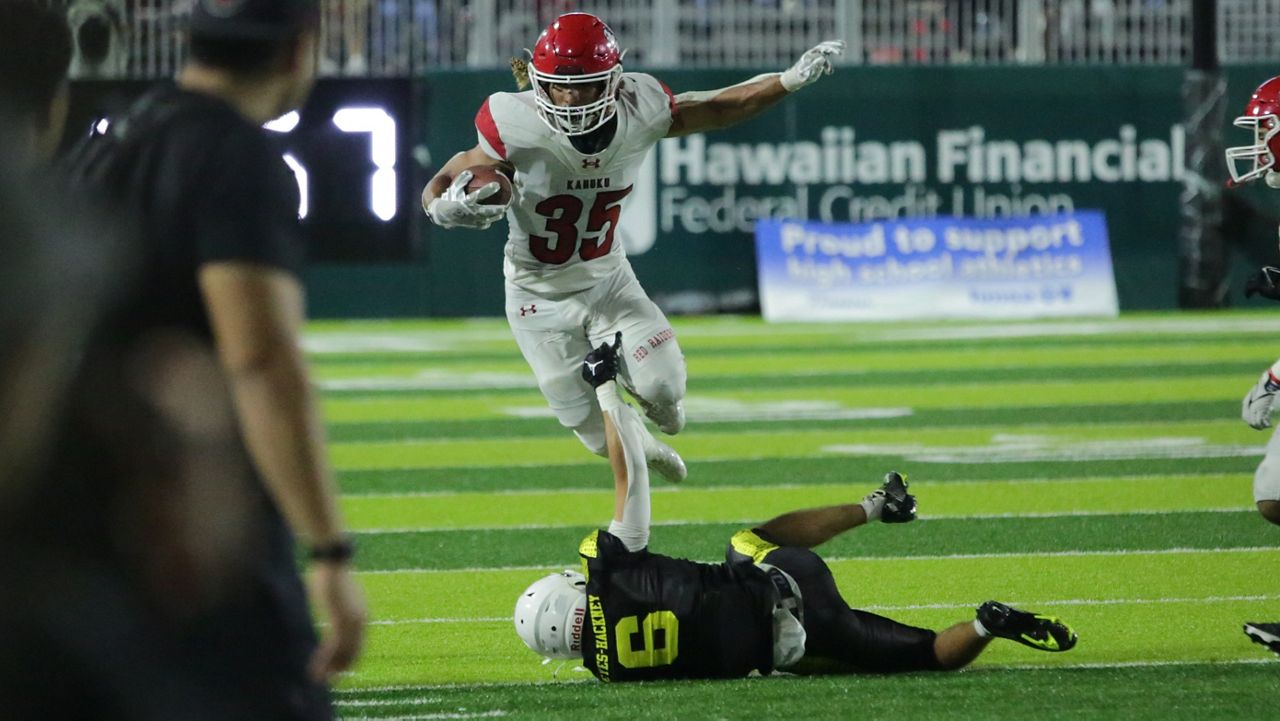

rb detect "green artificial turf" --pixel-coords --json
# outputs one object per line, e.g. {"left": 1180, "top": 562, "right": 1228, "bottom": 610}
{"left": 292, "top": 313, "right": 1280, "bottom": 717}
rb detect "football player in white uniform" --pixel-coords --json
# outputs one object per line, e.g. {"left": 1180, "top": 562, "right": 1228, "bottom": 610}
{"left": 421, "top": 12, "right": 843, "bottom": 482}
{"left": 1228, "top": 75, "right": 1280, "bottom": 657}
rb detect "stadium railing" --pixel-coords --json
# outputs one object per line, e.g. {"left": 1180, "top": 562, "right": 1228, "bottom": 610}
{"left": 51, "top": 0, "right": 1280, "bottom": 79}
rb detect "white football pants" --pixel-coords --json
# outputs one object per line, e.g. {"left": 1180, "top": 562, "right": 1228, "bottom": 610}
{"left": 1253, "top": 426, "right": 1280, "bottom": 503}
{"left": 505, "top": 262, "right": 687, "bottom": 455}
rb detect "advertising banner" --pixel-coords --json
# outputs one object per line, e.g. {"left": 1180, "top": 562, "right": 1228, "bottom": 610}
{"left": 756, "top": 212, "right": 1119, "bottom": 321}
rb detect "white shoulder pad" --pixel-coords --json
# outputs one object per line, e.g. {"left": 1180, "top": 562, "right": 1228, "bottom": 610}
{"left": 619, "top": 72, "right": 677, "bottom": 137}
{"left": 475, "top": 91, "right": 547, "bottom": 162}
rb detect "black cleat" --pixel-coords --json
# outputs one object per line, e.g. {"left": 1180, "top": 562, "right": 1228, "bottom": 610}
{"left": 977, "top": 600, "right": 1077, "bottom": 652}
{"left": 1244, "top": 622, "right": 1280, "bottom": 656}
{"left": 880, "top": 471, "right": 917, "bottom": 524}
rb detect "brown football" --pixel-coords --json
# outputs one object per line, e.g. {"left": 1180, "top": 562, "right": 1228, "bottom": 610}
{"left": 464, "top": 165, "right": 513, "bottom": 206}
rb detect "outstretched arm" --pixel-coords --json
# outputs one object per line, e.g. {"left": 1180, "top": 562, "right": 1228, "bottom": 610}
{"left": 200, "top": 263, "right": 367, "bottom": 680}
{"left": 666, "top": 40, "right": 844, "bottom": 137}
{"left": 756, "top": 503, "right": 869, "bottom": 549}
{"left": 757, "top": 472, "right": 916, "bottom": 548}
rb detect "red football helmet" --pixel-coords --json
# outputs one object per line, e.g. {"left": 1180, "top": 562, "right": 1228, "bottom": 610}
{"left": 1226, "top": 76, "right": 1280, "bottom": 187}
{"left": 528, "top": 13, "right": 624, "bottom": 136}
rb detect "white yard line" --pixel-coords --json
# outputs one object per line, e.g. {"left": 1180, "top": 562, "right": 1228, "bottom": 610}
{"left": 347, "top": 507, "right": 1252, "bottom": 535}
{"left": 340, "top": 711, "right": 507, "bottom": 721}
{"left": 366, "top": 617, "right": 509, "bottom": 625}
{"left": 1001, "top": 657, "right": 1276, "bottom": 670}
{"left": 859, "top": 593, "right": 1280, "bottom": 613}
{"left": 866, "top": 317, "right": 1280, "bottom": 342}
{"left": 340, "top": 472, "right": 1252, "bottom": 500}
{"left": 338, "top": 697, "right": 443, "bottom": 707}
{"left": 306, "top": 315, "right": 1280, "bottom": 350}
{"left": 358, "top": 594, "right": 1280, "bottom": 628}
{"left": 356, "top": 545, "right": 1280, "bottom": 576}
{"left": 331, "top": 658, "right": 1275, "bottom": 698}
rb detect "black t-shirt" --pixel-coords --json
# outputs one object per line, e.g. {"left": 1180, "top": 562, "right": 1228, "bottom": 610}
{"left": 72, "top": 84, "right": 304, "bottom": 338}
{"left": 578, "top": 529, "right": 776, "bottom": 682}
{"left": 14, "top": 86, "right": 304, "bottom": 570}
{"left": 0, "top": 86, "right": 326, "bottom": 721}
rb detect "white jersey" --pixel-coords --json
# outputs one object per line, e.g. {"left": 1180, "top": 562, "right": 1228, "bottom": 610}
{"left": 475, "top": 73, "right": 676, "bottom": 294}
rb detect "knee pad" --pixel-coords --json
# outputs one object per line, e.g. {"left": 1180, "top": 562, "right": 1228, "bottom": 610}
{"left": 627, "top": 376, "right": 687, "bottom": 435}
{"left": 643, "top": 378, "right": 685, "bottom": 407}
{"left": 625, "top": 374, "right": 683, "bottom": 405}
{"left": 1253, "top": 451, "right": 1280, "bottom": 506}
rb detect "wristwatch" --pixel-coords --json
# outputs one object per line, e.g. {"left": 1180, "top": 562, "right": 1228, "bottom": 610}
{"left": 310, "top": 537, "right": 356, "bottom": 563}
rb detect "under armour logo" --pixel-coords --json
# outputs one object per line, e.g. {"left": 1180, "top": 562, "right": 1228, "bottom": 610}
{"left": 582, "top": 158, "right": 601, "bottom": 169}
{"left": 584, "top": 360, "right": 603, "bottom": 374}
{"left": 519, "top": 304, "right": 537, "bottom": 317}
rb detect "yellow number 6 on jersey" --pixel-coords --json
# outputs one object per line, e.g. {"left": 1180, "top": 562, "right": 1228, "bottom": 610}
{"left": 615, "top": 611, "right": 680, "bottom": 668}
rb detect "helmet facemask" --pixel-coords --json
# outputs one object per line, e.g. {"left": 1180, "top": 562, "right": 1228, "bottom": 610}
{"left": 530, "top": 63, "right": 624, "bottom": 137}
{"left": 1226, "top": 114, "right": 1280, "bottom": 186}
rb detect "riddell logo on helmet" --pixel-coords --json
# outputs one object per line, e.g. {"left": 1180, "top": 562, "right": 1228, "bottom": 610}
{"left": 568, "top": 606, "right": 586, "bottom": 651}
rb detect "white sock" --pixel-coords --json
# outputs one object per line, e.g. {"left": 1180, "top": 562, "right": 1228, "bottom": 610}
{"left": 973, "top": 618, "right": 992, "bottom": 639}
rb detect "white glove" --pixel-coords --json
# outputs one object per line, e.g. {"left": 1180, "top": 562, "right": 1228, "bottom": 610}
{"left": 425, "top": 170, "right": 508, "bottom": 230}
{"left": 780, "top": 40, "right": 845, "bottom": 92}
{"left": 1243, "top": 368, "right": 1280, "bottom": 429}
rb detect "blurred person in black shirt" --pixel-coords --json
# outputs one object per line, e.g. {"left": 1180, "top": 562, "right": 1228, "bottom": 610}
{"left": 0, "top": 0, "right": 76, "bottom": 467}
{"left": 513, "top": 336, "right": 1079, "bottom": 681}
{"left": 34, "top": 0, "right": 364, "bottom": 717}
{"left": 0, "top": 3, "right": 227, "bottom": 718}
{"left": 0, "top": 0, "right": 73, "bottom": 170}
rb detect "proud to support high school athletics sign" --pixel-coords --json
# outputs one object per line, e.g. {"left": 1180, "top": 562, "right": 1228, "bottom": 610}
{"left": 754, "top": 212, "right": 1118, "bottom": 322}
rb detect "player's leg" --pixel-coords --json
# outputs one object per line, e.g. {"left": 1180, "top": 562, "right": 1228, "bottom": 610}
{"left": 505, "top": 288, "right": 604, "bottom": 456}
{"left": 753, "top": 546, "right": 1075, "bottom": 673}
{"left": 905, "top": 601, "right": 1081, "bottom": 669}
{"left": 1254, "top": 428, "right": 1280, "bottom": 525}
{"left": 504, "top": 286, "right": 686, "bottom": 481}
{"left": 930, "top": 622, "right": 991, "bottom": 669}
{"left": 1243, "top": 431, "right": 1280, "bottom": 656}
{"left": 973, "top": 600, "right": 1078, "bottom": 653}
{"left": 1243, "top": 622, "right": 1280, "bottom": 656}
{"left": 749, "top": 472, "right": 916, "bottom": 549}
{"left": 752, "top": 545, "right": 946, "bottom": 673}
{"left": 591, "top": 265, "right": 687, "bottom": 435}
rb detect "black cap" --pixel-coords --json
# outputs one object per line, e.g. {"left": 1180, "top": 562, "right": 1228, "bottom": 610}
{"left": 189, "top": 0, "right": 318, "bottom": 40}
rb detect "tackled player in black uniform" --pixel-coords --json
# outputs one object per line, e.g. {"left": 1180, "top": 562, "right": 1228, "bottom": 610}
{"left": 515, "top": 335, "right": 1079, "bottom": 680}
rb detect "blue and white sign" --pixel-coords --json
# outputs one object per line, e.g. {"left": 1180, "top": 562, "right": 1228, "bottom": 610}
{"left": 755, "top": 212, "right": 1119, "bottom": 322}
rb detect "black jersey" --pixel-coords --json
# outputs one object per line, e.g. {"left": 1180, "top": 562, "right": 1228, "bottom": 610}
{"left": 578, "top": 529, "right": 777, "bottom": 682}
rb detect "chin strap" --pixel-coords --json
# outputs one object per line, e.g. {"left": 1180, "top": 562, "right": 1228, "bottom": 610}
{"left": 545, "top": 658, "right": 588, "bottom": 679}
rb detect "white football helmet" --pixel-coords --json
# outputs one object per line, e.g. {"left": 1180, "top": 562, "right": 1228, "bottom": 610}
{"left": 514, "top": 570, "right": 588, "bottom": 660}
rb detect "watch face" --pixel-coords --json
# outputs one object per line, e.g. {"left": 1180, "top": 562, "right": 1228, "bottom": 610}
{"left": 68, "top": 78, "right": 417, "bottom": 263}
